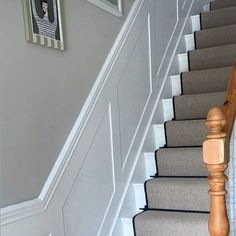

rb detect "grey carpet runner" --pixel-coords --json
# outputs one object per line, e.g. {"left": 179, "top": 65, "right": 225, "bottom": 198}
{"left": 133, "top": 1, "right": 236, "bottom": 235}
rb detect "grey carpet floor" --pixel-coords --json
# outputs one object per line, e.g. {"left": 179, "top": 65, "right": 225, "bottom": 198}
{"left": 133, "top": 1, "right": 235, "bottom": 235}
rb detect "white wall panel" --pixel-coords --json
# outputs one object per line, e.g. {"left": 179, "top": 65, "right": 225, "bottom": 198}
{"left": 155, "top": 0, "right": 178, "bottom": 75}
{"left": 63, "top": 105, "right": 115, "bottom": 236}
{"left": 118, "top": 15, "right": 152, "bottom": 169}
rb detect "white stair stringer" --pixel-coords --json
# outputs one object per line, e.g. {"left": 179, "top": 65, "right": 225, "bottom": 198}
{"left": 120, "top": 124, "right": 166, "bottom": 236}
{"left": 117, "top": 5, "right": 206, "bottom": 236}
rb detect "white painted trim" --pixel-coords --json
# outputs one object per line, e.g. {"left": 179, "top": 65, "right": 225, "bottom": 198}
{"left": 191, "top": 15, "right": 200, "bottom": 33}
{"left": 121, "top": 218, "right": 134, "bottom": 236}
{"left": 162, "top": 98, "right": 174, "bottom": 122}
{"left": 86, "top": 0, "right": 123, "bottom": 17}
{"left": 144, "top": 152, "right": 156, "bottom": 178}
{"left": 153, "top": 124, "right": 166, "bottom": 148}
{"left": 184, "top": 34, "right": 195, "bottom": 51}
{"left": 203, "top": 4, "right": 210, "bottom": 12}
{"left": 0, "top": 199, "right": 43, "bottom": 226}
{"left": 178, "top": 53, "right": 188, "bottom": 72}
{"left": 133, "top": 184, "right": 146, "bottom": 210}
{"left": 0, "top": 0, "right": 144, "bottom": 226}
{"left": 170, "top": 75, "right": 181, "bottom": 96}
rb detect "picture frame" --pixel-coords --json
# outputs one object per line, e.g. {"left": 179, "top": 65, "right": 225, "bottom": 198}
{"left": 22, "top": 0, "right": 64, "bottom": 50}
{"left": 86, "top": 0, "right": 123, "bottom": 17}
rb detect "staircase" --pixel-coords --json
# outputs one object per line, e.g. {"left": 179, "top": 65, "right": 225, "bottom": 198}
{"left": 133, "top": 1, "right": 236, "bottom": 235}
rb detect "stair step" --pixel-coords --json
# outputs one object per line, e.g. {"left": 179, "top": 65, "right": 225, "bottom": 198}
{"left": 165, "top": 119, "right": 207, "bottom": 147}
{"left": 146, "top": 178, "right": 209, "bottom": 211}
{"left": 195, "top": 24, "right": 236, "bottom": 49}
{"left": 134, "top": 210, "right": 209, "bottom": 236}
{"left": 201, "top": 5, "right": 236, "bottom": 30}
{"left": 189, "top": 43, "right": 236, "bottom": 71}
{"left": 174, "top": 91, "right": 225, "bottom": 120}
{"left": 211, "top": 0, "right": 236, "bottom": 11}
{"left": 156, "top": 147, "right": 208, "bottom": 176}
{"left": 182, "top": 66, "right": 232, "bottom": 94}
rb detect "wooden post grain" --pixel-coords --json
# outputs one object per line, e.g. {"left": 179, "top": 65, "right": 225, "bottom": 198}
{"left": 203, "top": 107, "right": 230, "bottom": 236}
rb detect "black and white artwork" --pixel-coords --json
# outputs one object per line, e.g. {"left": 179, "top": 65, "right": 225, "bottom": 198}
{"left": 31, "top": 0, "right": 60, "bottom": 40}
{"left": 23, "top": 0, "right": 64, "bottom": 50}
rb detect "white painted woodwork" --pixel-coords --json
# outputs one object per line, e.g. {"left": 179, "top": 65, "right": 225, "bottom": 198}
{"left": 133, "top": 184, "right": 146, "bottom": 210}
{"left": 178, "top": 53, "right": 189, "bottom": 72}
{"left": 170, "top": 74, "right": 182, "bottom": 96}
{"left": 162, "top": 98, "right": 174, "bottom": 121}
{"left": 185, "top": 34, "right": 195, "bottom": 51}
{"left": 121, "top": 218, "right": 134, "bottom": 236}
{"left": 191, "top": 15, "right": 201, "bottom": 32}
{"left": 153, "top": 124, "right": 166, "bottom": 149}
{"left": 1, "top": 0, "right": 221, "bottom": 236}
{"left": 144, "top": 152, "right": 156, "bottom": 178}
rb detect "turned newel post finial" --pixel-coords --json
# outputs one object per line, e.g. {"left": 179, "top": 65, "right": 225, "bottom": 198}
{"left": 203, "top": 106, "right": 229, "bottom": 236}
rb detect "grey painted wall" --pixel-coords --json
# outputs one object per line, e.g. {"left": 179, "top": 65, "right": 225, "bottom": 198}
{"left": 0, "top": 0, "right": 134, "bottom": 207}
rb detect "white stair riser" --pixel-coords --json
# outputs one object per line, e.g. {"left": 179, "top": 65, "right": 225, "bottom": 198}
{"left": 191, "top": 15, "right": 200, "bottom": 33}
{"left": 203, "top": 4, "right": 210, "bottom": 12}
{"left": 170, "top": 75, "right": 182, "bottom": 96}
{"left": 162, "top": 99, "right": 174, "bottom": 122}
{"left": 184, "top": 34, "right": 195, "bottom": 51}
{"left": 121, "top": 218, "right": 134, "bottom": 236}
{"left": 153, "top": 124, "right": 166, "bottom": 148}
{"left": 144, "top": 152, "right": 156, "bottom": 178}
{"left": 133, "top": 184, "right": 146, "bottom": 210}
{"left": 178, "top": 53, "right": 188, "bottom": 73}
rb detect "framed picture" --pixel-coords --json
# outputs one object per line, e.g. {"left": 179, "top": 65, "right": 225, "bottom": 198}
{"left": 86, "top": 0, "right": 122, "bottom": 17}
{"left": 22, "top": 0, "right": 64, "bottom": 50}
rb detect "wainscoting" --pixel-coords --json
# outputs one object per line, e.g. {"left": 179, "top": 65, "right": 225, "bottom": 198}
{"left": 0, "top": 0, "right": 214, "bottom": 235}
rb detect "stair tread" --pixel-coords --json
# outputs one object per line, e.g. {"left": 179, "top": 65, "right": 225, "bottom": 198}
{"left": 156, "top": 147, "right": 208, "bottom": 176}
{"left": 174, "top": 91, "right": 225, "bottom": 120}
{"left": 189, "top": 43, "right": 236, "bottom": 71}
{"left": 165, "top": 119, "right": 207, "bottom": 147}
{"left": 201, "top": 5, "right": 236, "bottom": 30}
{"left": 211, "top": 0, "right": 236, "bottom": 10}
{"left": 182, "top": 66, "right": 232, "bottom": 94}
{"left": 195, "top": 24, "right": 236, "bottom": 49}
{"left": 146, "top": 178, "right": 209, "bottom": 211}
{"left": 134, "top": 210, "right": 209, "bottom": 236}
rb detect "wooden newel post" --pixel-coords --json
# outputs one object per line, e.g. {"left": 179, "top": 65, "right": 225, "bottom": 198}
{"left": 203, "top": 106, "right": 230, "bottom": 236}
